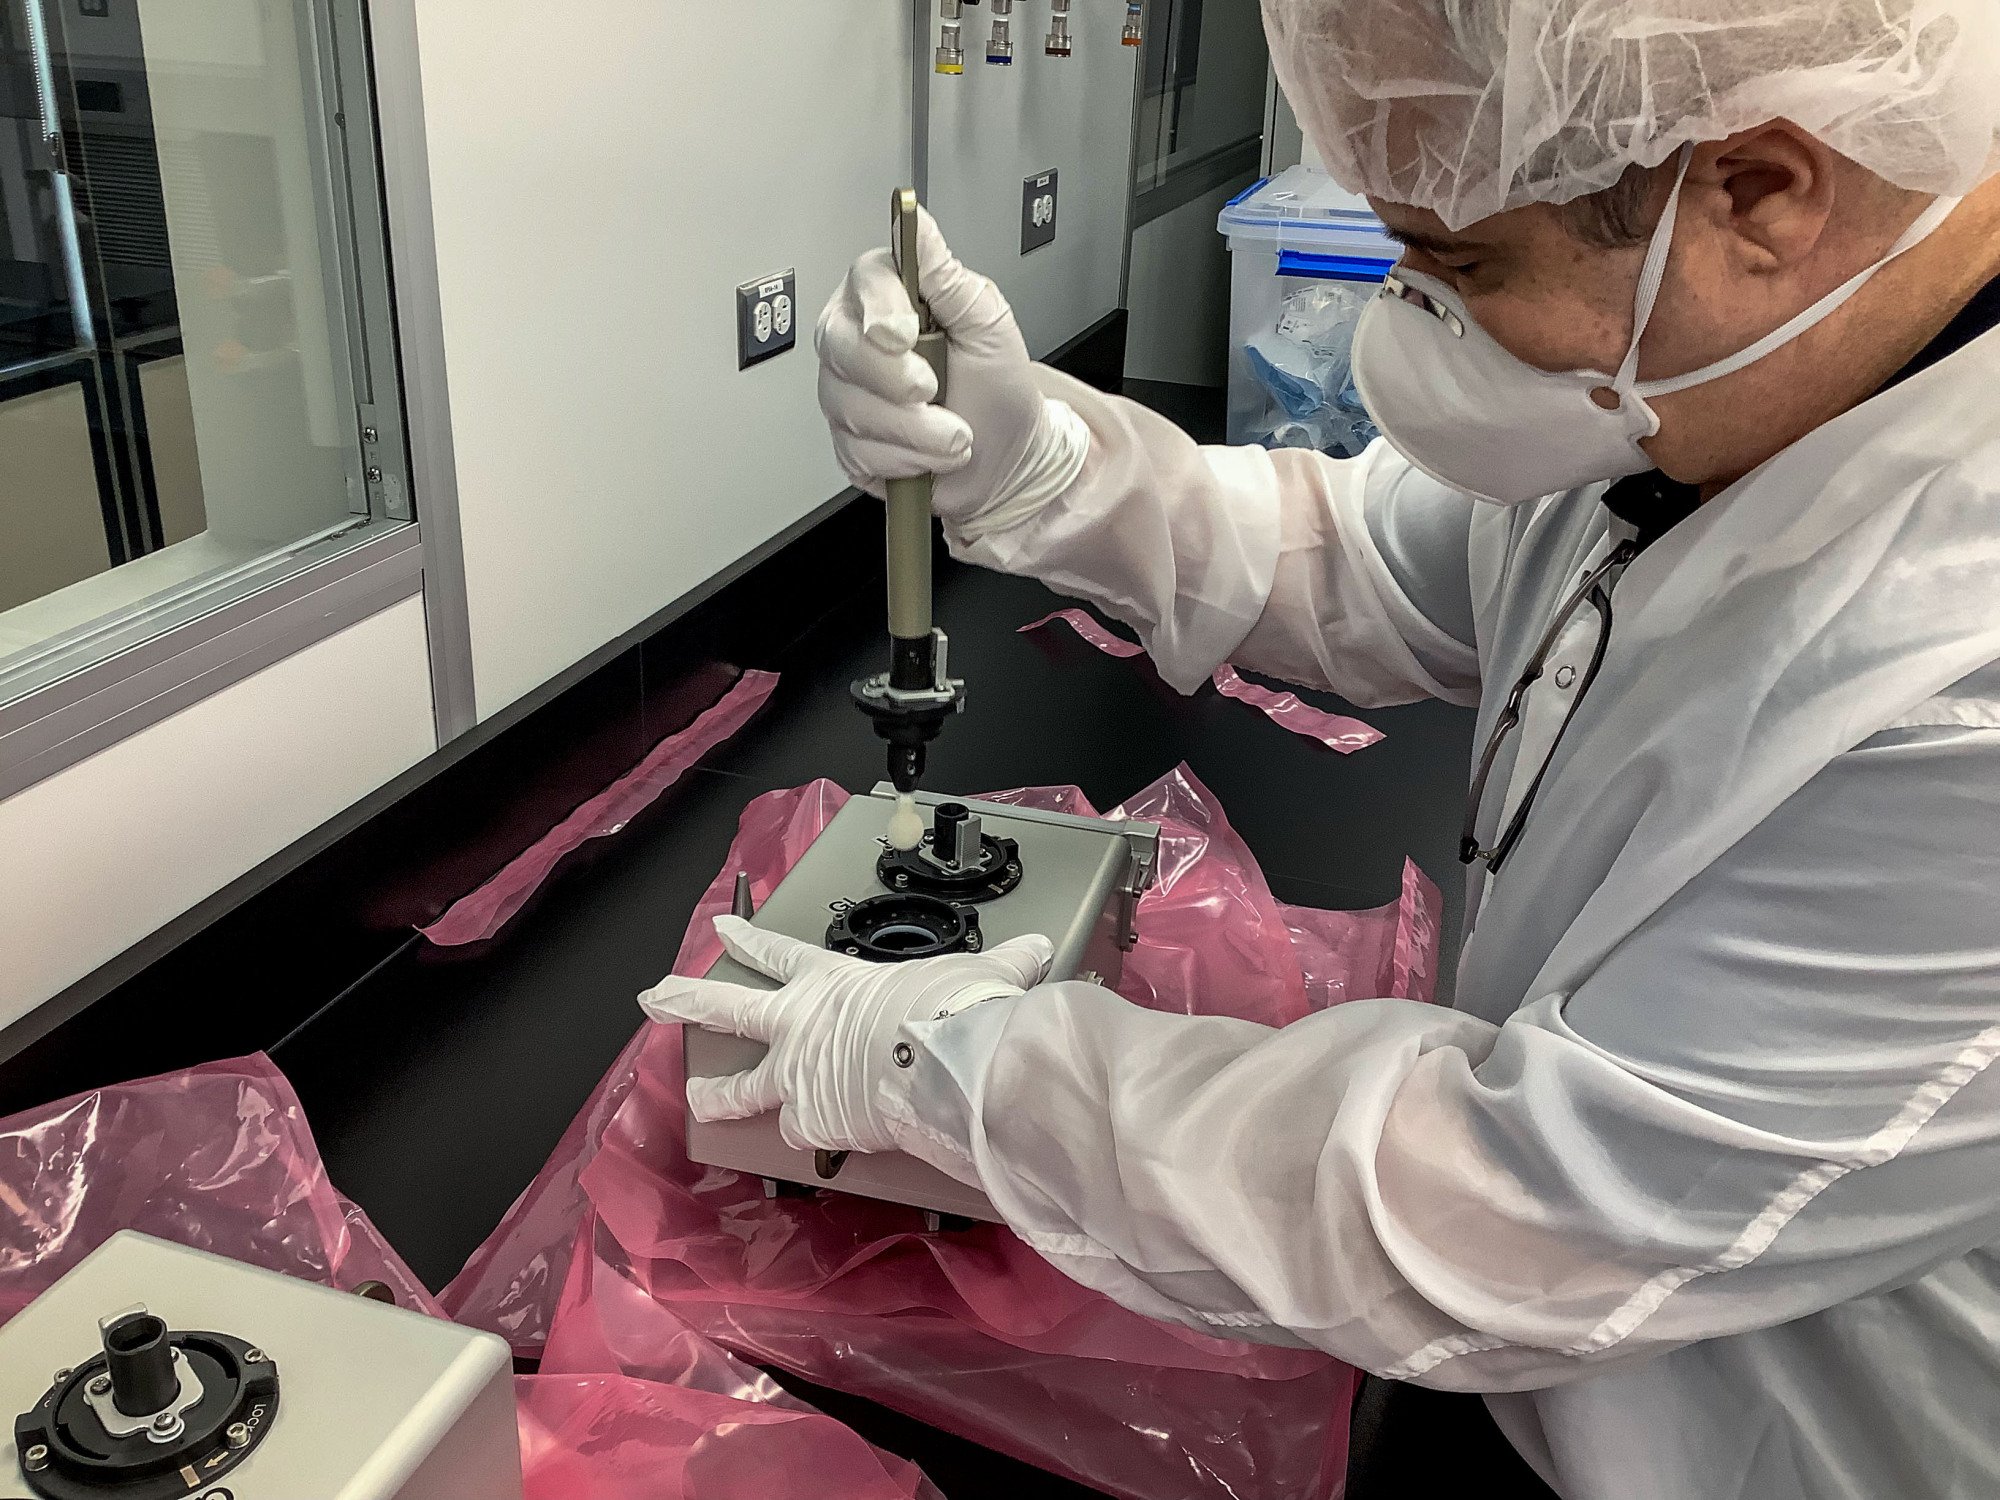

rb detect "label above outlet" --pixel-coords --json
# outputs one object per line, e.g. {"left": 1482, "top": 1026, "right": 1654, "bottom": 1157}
{"left": 737, "top": 270, "right": 798, "bottom": 369}
{"left": 1021, "top": 171, "right": 1059, "bottom": 254}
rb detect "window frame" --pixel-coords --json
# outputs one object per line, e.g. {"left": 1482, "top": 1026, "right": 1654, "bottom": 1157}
{"left": 0, "top": 0, "right": 477, "bottom": 799}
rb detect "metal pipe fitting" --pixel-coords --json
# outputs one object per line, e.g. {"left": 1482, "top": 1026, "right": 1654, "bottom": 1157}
{"left": 936, "top": 0, "right": 965, "bottom": 74}
{"left": 1046, "top": 0, "right": 1072, "bottom": 56}
{"left": 987, "top": 0, "right": 1013, "bottom": 64}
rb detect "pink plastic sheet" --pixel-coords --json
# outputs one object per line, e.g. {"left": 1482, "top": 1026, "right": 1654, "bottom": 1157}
{"left": 517, "top": 1372, "right": 938, "bottom": 1500}
{"left": 0, "top": 1053, "right": 436, "bottom": 1325}
{"left": 1212, "top": 664, "right": 1386, "bottom": 754}
{"left": 1019, "top": 606, "right": 1146, "bottom": 657}
{"left": 448, "top": 765, "right": 1444, "bottom": 1499}
{"left": 1021, "top": 606, "right": 1383, "bottom": 752}
{"left": 0, "top": 1056, "right": 944, "bottom": 1500}
{"left": 1285, "top": 857, "right": 1444, "bottom": 1009}
{"left": 422, "top": 669, "right": 780, "bottom": 947}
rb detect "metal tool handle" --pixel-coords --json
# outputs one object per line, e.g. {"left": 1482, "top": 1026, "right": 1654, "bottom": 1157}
{"left": 886, "top": 188, "right": 948, "bottom": 656}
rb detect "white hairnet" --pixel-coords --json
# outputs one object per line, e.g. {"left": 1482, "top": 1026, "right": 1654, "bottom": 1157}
{"left": 1263, "top": 0, "right": 2000, "bottom": 230}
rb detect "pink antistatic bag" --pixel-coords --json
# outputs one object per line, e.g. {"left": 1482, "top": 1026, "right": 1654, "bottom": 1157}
{"left": 1021, "top": 607, "right": 1385, "bottom": 753}
{"left": 446, "top": 766, "right": 1442, "bottom": 1499}
{"left": 0, "top": 1054, "right": 941, "bottom": 1500}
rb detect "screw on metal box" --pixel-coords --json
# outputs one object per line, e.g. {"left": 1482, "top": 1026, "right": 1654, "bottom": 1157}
{"left": 353, "top": 1281, "right": 396, "bottom": 1304}
{"left": 226, "top": 1422, "right": 252, "bottom": 1449}
{"left": 815, "top": 1149, "right": 849, "bottom": 1180}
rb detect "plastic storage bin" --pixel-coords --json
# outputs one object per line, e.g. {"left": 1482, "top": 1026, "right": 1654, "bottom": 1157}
{"left": 1219, "top": 166, "right": 1400, "bottom": 457}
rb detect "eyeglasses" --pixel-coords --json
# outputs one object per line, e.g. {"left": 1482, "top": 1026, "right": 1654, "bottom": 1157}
{"left": 1461, "top": 540, "right": 1638, "bottom": 875}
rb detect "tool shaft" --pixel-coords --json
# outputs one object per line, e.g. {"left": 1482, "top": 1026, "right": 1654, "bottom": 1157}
{"left": 884, "top": 195, "right": 948, "bottom": 651}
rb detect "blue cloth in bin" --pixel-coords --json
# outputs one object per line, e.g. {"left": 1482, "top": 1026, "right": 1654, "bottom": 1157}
{"left": 1245, "top": 281, "right": 1381, "bottom": 459}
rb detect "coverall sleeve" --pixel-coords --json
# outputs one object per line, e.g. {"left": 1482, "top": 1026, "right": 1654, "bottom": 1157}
{"left": 942, "top": 366, "right": 1482, "bottom": 705}
{"left": 880, "top": 724, "right": 2000, "bottom": 1392}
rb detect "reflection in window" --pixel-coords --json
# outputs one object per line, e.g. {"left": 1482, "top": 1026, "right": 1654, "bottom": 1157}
{"left": 0, "top": 0, "right": 399, "bottom": 678}
{"left": 1133, "top": 0, "right": 1265, "bottom": 195}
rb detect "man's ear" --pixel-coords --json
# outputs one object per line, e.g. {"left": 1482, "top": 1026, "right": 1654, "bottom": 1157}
{"left": 1687, "top": 123, "right": 1837, "bottom": 275}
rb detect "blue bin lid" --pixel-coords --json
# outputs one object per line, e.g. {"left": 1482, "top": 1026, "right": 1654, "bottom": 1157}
{"left": 1219, "top": 165, "right": 1399, "bottom": 264}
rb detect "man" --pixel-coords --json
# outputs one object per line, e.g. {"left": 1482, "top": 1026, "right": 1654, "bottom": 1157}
{"left": 642, "top": 4, "right": 2000, "bottom": 1495}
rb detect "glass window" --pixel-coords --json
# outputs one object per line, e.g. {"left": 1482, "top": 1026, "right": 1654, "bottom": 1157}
{"left": 1133, "top": 0, "right": 1268, "bottom": 195}
{"left": 0, "top": 0, "right": 408, "bottom": 702}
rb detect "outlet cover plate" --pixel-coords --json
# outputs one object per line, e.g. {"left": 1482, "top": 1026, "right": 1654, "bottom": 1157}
{"left": 738, "top": 270, "right": 798, "bottom": 369}
{"left": 1021, "top": 171, "right": 1059, "bottom": 254}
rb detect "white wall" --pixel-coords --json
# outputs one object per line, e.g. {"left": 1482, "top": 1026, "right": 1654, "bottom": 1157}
{"left": 1125, "top": 172, "right": 1259, "bottom": 386}
{"left": 926, "top": 30, "right": 1138, "bottom": 358}
{"left": 412, "top": 2, "right": 1140, "bottom": 720}
{"left": 411, "top": 1, "right": 911, "bottom": 722}
{"left": 0, "top": 598, "right": 436, "bottom": 1028}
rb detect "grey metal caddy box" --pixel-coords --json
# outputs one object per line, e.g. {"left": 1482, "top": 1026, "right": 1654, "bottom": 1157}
{"left": 683, "top": 785, "right": 1159, "bottom": 1221}
{"left": 2, "top": 1232, "right": 522, "bottom": 1500}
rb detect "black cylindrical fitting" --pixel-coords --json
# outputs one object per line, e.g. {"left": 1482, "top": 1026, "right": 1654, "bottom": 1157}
{"left": 933, "top": 803, "right": 970, "bottom": 863}
{"left": 889, "top": 634, "right": 933, "bottom": 693}
{"left": 102, "top": 1312, "right": 178, "bottom": 1417}
{"left": 888, "top": 741, "right": 926, "bottom": 794}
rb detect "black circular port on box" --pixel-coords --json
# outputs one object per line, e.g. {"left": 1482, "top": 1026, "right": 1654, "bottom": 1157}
{"left": 14, "top": 1331, "right": 279, "bottom": 1500}
{"left": 827, "top": 893, "right": 982, "bottom": 963}
{"left": 877, "top": 830, "right": 1022, "bottom": 904}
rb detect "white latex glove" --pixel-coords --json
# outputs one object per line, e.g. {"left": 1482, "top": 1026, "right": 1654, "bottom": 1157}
{"left": 816, "top": 205, "right": 1090, "bottom": 538}
{"left": 639, "top": 915, "right": 1056, "bottom": 1155}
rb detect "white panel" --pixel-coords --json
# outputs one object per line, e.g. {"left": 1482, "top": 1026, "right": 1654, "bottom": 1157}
{"left": 926, "top": 29, "right": 1139, "bottom": 357}
{"left": 0, "top": 597, "right": 436, "bottom": 1027}
{"left": 1125, "top": 172, "right": 1260, "bottom": 386}
{"left": 409, "top": 0, "right": 910, "bottom": 721}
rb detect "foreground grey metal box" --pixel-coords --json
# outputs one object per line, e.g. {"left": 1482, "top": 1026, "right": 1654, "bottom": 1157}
{"left": 684, "top": 785, "right": 1158, "bottom": 1221}
{"left": 2, "top": 1232, "right": 522, "bottom": 1500}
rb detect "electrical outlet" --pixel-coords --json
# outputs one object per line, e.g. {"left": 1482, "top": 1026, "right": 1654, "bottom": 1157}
{"left": 1021, "top": 171, "right": 1059, "bottom": 254}
{"left": 737, "top": 269, "right": 797, "bottom": 369}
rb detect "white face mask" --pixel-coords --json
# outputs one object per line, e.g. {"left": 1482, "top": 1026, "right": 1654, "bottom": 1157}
{"left": 1350, "top": 147, "right": 1964, "bottom": 506}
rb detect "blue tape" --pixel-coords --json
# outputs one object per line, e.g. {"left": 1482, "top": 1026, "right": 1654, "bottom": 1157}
{"left": 1276, "top": 249, "right": 1396, "bottom": 283}
{"left": 1223, "top": 177, "right": 1271, "bottom": 210}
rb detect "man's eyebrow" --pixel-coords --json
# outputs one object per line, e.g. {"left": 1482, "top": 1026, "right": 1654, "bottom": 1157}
{"left": 1381, "top": 225, "right": 1481, "bottom": 258}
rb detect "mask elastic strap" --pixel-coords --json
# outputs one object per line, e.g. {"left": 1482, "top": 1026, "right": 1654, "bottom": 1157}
{"left": 1613, "top": 144, "right": 1696, "bottom": 392}
{"left": 1636, "top": 191, "right": 1965, "bottom": 399}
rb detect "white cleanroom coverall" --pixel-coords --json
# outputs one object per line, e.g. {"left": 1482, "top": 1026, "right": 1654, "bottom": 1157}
{"left": 874, "top": 316, "right": 2000, "bottom": 1500}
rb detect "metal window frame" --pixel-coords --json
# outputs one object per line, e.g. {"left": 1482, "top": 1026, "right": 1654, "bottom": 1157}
{"left": 0, "top": 0, "right": 471, "bottom": 803}
{"left": 361, "top": 0, "right": 477, "bottom": 743}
